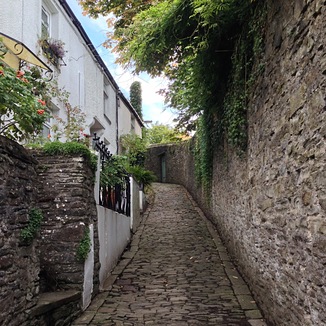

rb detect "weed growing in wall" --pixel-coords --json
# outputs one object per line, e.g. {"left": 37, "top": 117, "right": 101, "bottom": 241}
{"left": 76, "top": 227, "right": 91, "bottom": 262}
{"left": 20, "top": 208, "right": 43, "bottom": 245}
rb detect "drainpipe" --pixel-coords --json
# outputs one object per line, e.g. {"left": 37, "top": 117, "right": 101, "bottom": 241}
{"left": 116, "top": 91, "right": 120, "bottom": 155}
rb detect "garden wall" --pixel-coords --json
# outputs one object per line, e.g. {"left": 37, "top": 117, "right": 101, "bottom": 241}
{"left": 0, "top": 136, "right": 40, "bottom": 326}
{"left": 35, "top": 152, "right": 100, "bottom": 309}
{"left": 0, "top": 136, "right": 100, "bottom": 325}
{"left": 145, "top": 1, "right": 326, "bottom": 325}
{"left": 36, "top": 153, "right": 99, "bottom": 292}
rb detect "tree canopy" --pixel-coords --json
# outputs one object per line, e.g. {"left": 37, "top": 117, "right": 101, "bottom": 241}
{"left": 79, "top": 0, "right": 258, "bottom": 128}
{"left": 143, "top": 123, "right": 188, "bottom": 145}
{"left": 79, "top": 0, "right": 265, "bottom": 188}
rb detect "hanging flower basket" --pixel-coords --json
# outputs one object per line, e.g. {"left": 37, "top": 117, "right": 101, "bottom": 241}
{"left": 39, "top": 38, "right": 66, "bottom": 67}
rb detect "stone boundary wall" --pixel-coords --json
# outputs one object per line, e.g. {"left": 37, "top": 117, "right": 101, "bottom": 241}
{"left": 0, "top": 136, "right": 40, "bottom": 326}
{"left": 0, "top": 136, "right": 100, "bottom": 325}
{"left": 35, "top": 152, "right": 100, "bottom": 294}
{"left": 145, "top": 1, "right": 326, "bottom": 325}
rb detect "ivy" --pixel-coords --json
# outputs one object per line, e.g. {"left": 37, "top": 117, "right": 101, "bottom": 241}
{"left": 20, "top": 208, "right": 43, "bottom": 245}
{"left": 81, "top": 0, "right": 267, "bottom": 189}
{"left": 193, "top": 110, "right": 215, "bottom": 192}
{"left": 193, "top": 1, "right": 267, "bottom": 189}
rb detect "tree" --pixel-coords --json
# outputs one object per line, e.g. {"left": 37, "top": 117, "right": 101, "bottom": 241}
{"left": 79, "top": 0, "right": 258, "bottom": 129}
{"left": 143, "top": 123, "right": 187, "bottom": 145}
{"left": 130, "top": 81, "right": 142, "bottom": 118}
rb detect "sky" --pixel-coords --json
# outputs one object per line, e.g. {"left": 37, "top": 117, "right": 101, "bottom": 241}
{"left": 66, "top": 0, "right": 177, "bottom": 126}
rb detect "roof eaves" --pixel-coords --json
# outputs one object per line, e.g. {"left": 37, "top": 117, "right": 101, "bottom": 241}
{"left": 58, "top": 0, "right": 118, "bottom": 90}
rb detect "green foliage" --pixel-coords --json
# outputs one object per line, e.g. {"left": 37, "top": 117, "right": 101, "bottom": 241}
{"left": 101, "top": 155, "right": 128, "bottom": 188}
{"left": 107, "top": 133, "right": 156, "bottom": 187}
{"left": 0, "top": 62, "right": 50, "bottom": 141}
{"left": 81, "top": 0, "right": 266, "bottom": 189}
{"left": 42, "top": 141, "right": 97, "bottom": 172}
{"left": 193, "top": 111, "right": 215, "bottom": 191}
{"left": 20, "top": 208, "right": 43, "bottom": 245}
{"left": 120, "top": 133, "right": 147, "bottom": 166}
{"left": 126, "top": 165, "right": 156, "bottom": 187}
{"left": 130, "top": 81, "right": 142, "bottom": 118}
{"left": 43, "top": 141, "right": 90, "bottom": 156}
{"left": 76, "top": 227, "right": 91, "bottom": 262}
{"left": 143, "top": 123, "right": 188, "bottom": 145}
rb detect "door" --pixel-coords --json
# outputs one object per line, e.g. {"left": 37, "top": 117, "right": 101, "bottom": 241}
{"left": 161, "top": 154, "right": 166, "bottom": 183}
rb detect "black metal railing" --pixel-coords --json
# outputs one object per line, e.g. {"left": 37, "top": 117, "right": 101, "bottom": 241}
{"left": 93, "top": 133, "right": 131, "bottom": 217}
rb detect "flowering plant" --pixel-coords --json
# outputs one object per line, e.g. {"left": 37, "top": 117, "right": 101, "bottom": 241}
{"left": 0, "top": 63, "right": 50, "bottom": 141}
{"left": 39, "top": 37, "right": 66, "bottom": 66}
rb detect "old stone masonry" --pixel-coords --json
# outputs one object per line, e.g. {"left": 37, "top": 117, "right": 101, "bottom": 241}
{"left": 73, "top": 183, "right": 267, "bottom": 326}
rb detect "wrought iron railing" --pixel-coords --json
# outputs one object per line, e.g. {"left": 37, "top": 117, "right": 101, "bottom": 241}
{"left": 93, "top": 133, "right": 131, "bottom": 217}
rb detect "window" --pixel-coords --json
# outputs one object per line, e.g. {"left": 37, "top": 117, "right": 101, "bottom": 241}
{"left": 131, "top": 116, "right": 135, "bottom": 133}
{"left": 103, "top": 90, "right": 110, "bottom": 121}
{"left": 41, "top": 6, "right": 50, "bottom": 38}
{"left": 103, "top": 79, "right": 112, "bottom": 124}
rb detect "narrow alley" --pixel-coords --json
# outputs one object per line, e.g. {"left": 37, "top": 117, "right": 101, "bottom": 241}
{"left": 73, "top": 183, "right": 266, "bottom": 326}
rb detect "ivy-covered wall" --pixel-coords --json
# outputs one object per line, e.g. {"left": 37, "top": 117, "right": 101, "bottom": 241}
{"left": 145, "top": 1, "right": 326, "bottom": 325}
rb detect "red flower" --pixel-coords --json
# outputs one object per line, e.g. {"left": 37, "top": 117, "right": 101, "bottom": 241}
{"left": 21, "top": 77, "right": 29, "bottom": 83}
{"left": 16, "top": 70, "right": 25, "bottom": 78}
{"left": 38, "top": 99, "right": 46, "bottom": 106}
{"left": 0, "top": 70, "right": 4, "bottom": 76}
{"left": 47, "top": 133, "right": 51, "bottom": 139}
{"left": 37, "top": 109, "right": 45, "bottom": 115}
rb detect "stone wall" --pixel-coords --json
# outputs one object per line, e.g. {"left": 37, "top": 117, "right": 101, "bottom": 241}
{"left": 0, "top": 136, "right": 100, "bottom": 325}
{"left": 0, "top": 136, "right": 40, "bottom": 326}
{"left": 145, "top": 1, "right": 326, "bottom": 325}
{"left": 35, "top": 152, "right": 99, "bottom": 295}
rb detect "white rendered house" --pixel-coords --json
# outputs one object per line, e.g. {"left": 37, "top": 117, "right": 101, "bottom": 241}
{"left": 0, "top": 0, "right": 143, "bottom": 152}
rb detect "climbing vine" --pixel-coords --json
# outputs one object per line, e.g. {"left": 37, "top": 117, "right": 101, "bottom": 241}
{"left": 193, "top": 1, "right": 267, "bottom": 190}
{"left": 80, "top": 0, "right": 267, "bottom": 190}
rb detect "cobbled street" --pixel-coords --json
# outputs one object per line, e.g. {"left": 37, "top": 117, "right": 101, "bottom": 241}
{"left": 73, "top": 183, "right": 266, "bottom": 326}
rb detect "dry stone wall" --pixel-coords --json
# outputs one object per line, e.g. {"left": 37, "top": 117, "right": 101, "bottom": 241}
{"left": 145, "top": 1, "right": 326, "bottom": 325}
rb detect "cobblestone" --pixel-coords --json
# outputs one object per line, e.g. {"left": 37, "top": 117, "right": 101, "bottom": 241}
{"left": 73, "top": 183, "right": 267, "bottom": 325}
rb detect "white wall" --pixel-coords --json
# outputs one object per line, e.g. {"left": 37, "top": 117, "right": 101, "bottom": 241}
{"left": 130, "top": 177, "right": 141, "bottom": 231}
{"left": 83, "top": 223, "right": 94, "bottom": 310}
{"left": 118, "top": 96, "right": 143, "bottom": 139}
{"left": 97, "top": 206, "right": 131, "bottom": 289}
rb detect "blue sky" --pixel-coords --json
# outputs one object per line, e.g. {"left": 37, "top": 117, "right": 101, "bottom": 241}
{"left": 66, "top": 0, "right": 177, "bottom": 125}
